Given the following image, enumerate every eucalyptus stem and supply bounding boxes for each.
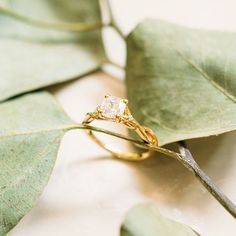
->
[177,141,236,219]
[0,5,105,32]
[70,124,179,158]
[105,59,125,70]
[71,123,236,218]
[103,0,126,39]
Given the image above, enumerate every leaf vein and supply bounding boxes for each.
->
[174,48,236,103]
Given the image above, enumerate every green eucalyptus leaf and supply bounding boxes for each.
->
[121,203,199,236]
[0,91,76,236]
[126,19,236,146]
[0,0,106,102]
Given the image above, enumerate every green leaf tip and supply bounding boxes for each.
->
[121,203,199,236]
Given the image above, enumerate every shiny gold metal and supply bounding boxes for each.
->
[82,95,158,161]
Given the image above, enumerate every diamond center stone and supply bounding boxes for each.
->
[100,96,126,118]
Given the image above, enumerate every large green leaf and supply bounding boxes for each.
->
[0,0,106,101]
[126,19,236,146]
[120,203,199,236]
[0,91,76,235]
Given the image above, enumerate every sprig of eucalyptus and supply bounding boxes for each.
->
[0,0,236,235]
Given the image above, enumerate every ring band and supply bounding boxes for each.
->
[82,95,158,161]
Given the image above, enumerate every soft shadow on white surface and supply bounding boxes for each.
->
[123,134,236,234]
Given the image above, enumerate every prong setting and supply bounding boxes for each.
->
[98,95,128,120]
[97,107,103,113]
[123,99,128,105]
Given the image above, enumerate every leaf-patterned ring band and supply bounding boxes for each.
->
[82,95,158,161]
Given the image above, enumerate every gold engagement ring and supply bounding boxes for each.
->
[82,95,158,161]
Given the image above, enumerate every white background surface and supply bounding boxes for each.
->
[9,0,236,235]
